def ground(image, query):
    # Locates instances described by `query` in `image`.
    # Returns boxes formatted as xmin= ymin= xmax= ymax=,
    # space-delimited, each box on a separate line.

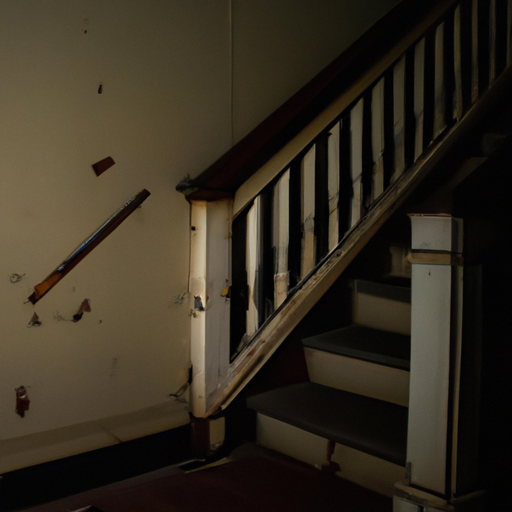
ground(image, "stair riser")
xmin=304 ymin=348 xmax=410 ymax=407
xmin=256 ymin=414 xmax=404 ymax=497
xmin=353 ymin=292 xmax=411 ymax=336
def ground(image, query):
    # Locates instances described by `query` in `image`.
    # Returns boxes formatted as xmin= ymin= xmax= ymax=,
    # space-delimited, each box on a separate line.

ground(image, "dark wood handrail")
xmin=177 ymin=0 xmax=459 ymax=201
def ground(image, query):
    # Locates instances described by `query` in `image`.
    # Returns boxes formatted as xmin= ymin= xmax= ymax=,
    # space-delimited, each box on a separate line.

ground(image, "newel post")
xmin=394 ymin=214 xmax=483 ymax=512
xmin=189 ymin=200 xmax=232 ymax=419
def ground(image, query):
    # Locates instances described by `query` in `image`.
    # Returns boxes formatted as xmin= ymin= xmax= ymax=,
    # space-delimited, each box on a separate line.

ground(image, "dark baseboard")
xmin=0 ymin=424 xmax=191 ymax=511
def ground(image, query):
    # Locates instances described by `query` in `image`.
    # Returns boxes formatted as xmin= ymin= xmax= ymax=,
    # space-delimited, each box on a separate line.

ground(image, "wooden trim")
xmin=179 ymin=0 xmax=459 ymax=203
xmin=407 ymin=251 xmax=464 ymax=266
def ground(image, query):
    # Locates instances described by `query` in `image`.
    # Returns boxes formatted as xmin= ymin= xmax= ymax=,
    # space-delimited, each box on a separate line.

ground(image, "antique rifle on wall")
xmin=28 ymin=189 xmax=151 ymax=305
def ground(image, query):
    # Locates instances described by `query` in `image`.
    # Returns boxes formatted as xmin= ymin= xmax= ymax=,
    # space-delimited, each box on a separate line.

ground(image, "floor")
xmin=18 ymin=444 xmax=392 ymax=512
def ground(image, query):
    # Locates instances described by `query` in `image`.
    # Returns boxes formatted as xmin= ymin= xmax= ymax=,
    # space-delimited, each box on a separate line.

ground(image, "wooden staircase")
xmin=247 ymin=278 xmax=411 ymax=497
xmin=181 ymin=2 xmax=512 ymax=509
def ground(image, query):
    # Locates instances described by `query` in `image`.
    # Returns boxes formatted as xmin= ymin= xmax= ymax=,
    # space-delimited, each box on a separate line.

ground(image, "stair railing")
xmin=181 ymin=0 xmax=512 ymax=417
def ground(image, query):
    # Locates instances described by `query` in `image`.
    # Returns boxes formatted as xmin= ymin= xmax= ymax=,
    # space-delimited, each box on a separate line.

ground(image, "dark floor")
xmin=18 ymin=444 xmax=392 ymax=512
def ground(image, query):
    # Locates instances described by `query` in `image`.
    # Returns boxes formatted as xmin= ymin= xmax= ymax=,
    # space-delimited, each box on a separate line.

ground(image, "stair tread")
xmin=247 ymin=381 xmax=407 ymax=466
xmin=303 ymin=325 xmax=410 ymax=370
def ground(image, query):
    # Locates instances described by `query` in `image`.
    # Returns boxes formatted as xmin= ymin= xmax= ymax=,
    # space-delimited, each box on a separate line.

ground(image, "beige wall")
xmin=232 ymin=0 xmax=400 ymax=142
xmin=0 ymin=0 xmax=398 ymax=447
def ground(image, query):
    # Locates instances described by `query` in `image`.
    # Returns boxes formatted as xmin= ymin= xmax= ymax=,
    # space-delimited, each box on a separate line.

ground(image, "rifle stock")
xmin=28 ymin=189 xmax=151 ymax=305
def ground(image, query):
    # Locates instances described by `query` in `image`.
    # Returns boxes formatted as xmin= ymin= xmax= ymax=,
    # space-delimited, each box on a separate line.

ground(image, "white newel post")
xmin=394 ymin=214 xmax=464 ymax=512
xmin=189 ymin=200 xmax=232 ymax=419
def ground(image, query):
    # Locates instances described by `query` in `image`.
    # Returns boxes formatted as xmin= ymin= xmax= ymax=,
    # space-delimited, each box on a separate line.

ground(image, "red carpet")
xmin=20 ymin=445 xmax=391 ymax=512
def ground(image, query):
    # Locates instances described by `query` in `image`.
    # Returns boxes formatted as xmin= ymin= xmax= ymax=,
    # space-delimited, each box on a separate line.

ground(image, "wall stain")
xmin=110 ymin=357 xmax=119 ymax=378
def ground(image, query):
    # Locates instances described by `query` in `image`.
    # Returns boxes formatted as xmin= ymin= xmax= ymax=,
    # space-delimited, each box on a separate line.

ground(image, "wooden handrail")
xmin=177 ymin=0 xmax=459 ymax=201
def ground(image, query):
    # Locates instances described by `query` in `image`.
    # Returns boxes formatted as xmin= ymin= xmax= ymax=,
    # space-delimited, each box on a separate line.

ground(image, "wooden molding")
xmin=407 ymin=251 xmax=463 ymax=266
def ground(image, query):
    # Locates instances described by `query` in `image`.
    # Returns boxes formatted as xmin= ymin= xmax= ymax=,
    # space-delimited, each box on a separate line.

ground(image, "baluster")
xmin=245 ymin=196 xmax=262 ymax=337
xmin=327 ymin=122 xmax=340 ymax=251
xmin=260 ymin=188 xmax=274 ymax=324
xmin=338 ymin=114 xmax=352 ymax=239
xmin=314 ymin=133 xmax=330 ymax=263
xmin=371 ymin=78 xmax=385 ymax=198
xmin=383 ymin=68 xmax=395 ymax=188
xmin=288 ymin=159 xmax=302 ymax=289
xmin=454 ymin=5 xmax=464 ymax=122
xmin=507 ymin=0 xmax=512 ymax=67
xmin=443 ymin=10 xmax=456 ymax=129
xmin=457 ymin=1 xmax=473 ymax=116
xmin=490 ymin=0 xmax=498 ymax=83
xmin=301 ymin=144 xmax=316 ymax=279
xmin=361 ymin=90 xmax=373 ymax=210
xmin=471 ymin=0 xmax=479 ymax=102
xmin=490 ymin=0 xmax=508 ymax=82
xmin=404 ymin=46 xmax=416 ymax=170
xmin=392 ymin=55 xmax=406 ymax=182
xmin=413 ymin=38 xmax=426 ymax=161
xmin=230 ymin=211 xmax=248 ymax=355
xmin=434 ymin=22 xmax=447 ymax=138
xmin=350 ymin=98 xmax=364 ymax=227
xmin=476 ymin=0 xmax=490 ymax=96
xmin=273 ymin=170 xmax=290 ymax=309
xmin=423 ymin=29 xmax=436 ymax=147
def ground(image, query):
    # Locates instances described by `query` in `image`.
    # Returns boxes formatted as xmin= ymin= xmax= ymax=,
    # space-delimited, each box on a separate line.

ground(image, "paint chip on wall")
xmin=73 ymin=298 xmax=91 ymax=322
xmin=92 ymin=156 xmax=115 ymax=177
xmin=27 ymin=312 xmax=41 ymax=327
xmin=15 ymin=386 xmax=30 ymax=418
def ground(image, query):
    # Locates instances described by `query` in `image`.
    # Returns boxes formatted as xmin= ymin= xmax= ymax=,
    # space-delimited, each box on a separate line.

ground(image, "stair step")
xmin=354 ymin=279 xmax=411 ymax=303
xmin=352 ymin=279 xmax=411 ymax=336
xmin=303 ymin=325 xmax=410 ymax=370
xmin=247 ymin=381 xmax=408 ymax=466
xmin=303 ymin=347 xmax=409 ymax=406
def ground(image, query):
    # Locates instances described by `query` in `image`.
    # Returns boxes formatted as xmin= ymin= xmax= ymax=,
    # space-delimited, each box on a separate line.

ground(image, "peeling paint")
xmin=10 ymin=273 xmax=25 ymax=283
xmin=27 ymin=312 xmax=41 ymax=328
xmin=171 ymin=292 xmax=187 ymax=307
xmin=73 ymin=298 xmax=91 ymax=322
xmin=194 ymin=295 xmax=205 ymax=311
xmin=15 ymin=386 xmax=30 ymax=418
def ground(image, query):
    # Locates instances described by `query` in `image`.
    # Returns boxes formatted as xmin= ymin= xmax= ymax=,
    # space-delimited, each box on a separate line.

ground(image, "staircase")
xmin=247 ymin=277 xmax=411 ymax=497
xmin=181 ymin=1 xmax=512 ymax=509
